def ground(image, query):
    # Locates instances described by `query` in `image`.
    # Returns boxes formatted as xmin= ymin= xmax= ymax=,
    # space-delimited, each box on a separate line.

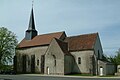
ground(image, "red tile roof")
xmin=54 ymin=38 xmax=69 ymax=54
xmin=65 ymin=33 xmax=98 ymax=51
xmin=18 ymin=31 xmax=65 ymax=48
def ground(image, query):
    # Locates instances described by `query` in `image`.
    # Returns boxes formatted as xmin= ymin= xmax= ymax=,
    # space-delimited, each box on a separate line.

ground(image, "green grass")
xmin=99 ymin=75 xmax=116 ymax=77
xmin=66 ymin=73 xmax=94 ymax=76
xmin=66 ymin=73 xmax=116 ymax=77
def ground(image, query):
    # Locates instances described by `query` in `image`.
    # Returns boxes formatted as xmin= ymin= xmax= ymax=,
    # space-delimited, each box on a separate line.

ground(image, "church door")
xmin=100 ymin=66 xmax=103 ymax=76
xmin=46 ymin=67 xmax=49 ymax=75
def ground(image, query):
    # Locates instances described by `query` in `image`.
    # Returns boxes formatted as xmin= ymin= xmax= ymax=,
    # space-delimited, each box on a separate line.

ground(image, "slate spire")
xmin=28 ymin=8 xmax=35 ymax=30
xmin=25 ymin=6 xmax=38 ymax=40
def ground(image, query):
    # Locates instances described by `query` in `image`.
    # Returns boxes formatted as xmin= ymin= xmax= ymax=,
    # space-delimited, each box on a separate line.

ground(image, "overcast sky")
xmin=0 ymin=0 xmax=120 ymax=56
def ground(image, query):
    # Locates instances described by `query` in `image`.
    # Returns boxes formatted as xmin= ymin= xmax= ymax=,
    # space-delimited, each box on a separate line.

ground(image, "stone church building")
xmin=14 ymin=8 xmax=115 ymax=75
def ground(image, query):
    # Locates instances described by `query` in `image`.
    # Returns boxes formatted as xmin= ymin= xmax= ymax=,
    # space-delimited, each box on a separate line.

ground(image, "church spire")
xmin=28 ymin=7 xmax=35 ymax=30
xmin=25 ymin=5 xmax=38 ymax=40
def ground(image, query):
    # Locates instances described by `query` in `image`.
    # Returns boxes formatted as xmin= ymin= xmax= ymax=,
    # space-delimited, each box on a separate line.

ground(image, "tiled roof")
xmin=65 ymin=33 xmax=98 ymax=51
xmin=54 ymin=38 xmax=69 ymax=54
xmin=18 ymin=31 xmax=65 ymax=48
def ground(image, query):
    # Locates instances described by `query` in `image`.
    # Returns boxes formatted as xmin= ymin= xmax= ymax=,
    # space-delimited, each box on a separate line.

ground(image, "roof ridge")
xmin=67 ymin=32 xmax=98 ymax=38
xmin=54 ymin=38 xmax=66 ymax=43
xmin=37 ymin=31 xmax=65 ymax=36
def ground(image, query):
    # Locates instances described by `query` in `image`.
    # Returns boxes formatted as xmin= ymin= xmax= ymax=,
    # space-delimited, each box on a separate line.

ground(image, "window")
xmin=52 ymin=55 xmax=56 ymax=66
xmin=54 ymin=59 xmax=56 ymax=66
xmin=98 ymin=50 xmax=100 ymax=59
xmin=37 ymin=59 xmax=39 ymax=66
xmin=78 ymin=57 xmax=81 ymax=64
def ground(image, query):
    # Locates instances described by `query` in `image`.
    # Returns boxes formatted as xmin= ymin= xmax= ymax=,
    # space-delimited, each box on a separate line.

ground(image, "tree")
xmin=115 ymin=49 xmax=120 ymax=65
xmin=108 ymin=56 xmax=117 ymax=64
xmin=108 ymin=48 xmax=120 ymax=65
xmin=0 ymin=27 xmax=17 ymax=66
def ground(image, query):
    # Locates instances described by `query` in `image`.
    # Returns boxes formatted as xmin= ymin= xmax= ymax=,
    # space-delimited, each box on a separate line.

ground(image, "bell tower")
xmin=25 ymin=7 xmax=38 ymax=40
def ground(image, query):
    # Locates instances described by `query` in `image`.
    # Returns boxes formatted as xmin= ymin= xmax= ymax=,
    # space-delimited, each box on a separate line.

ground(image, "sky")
xmin=0 ymin=0 xmax=120 ymax=56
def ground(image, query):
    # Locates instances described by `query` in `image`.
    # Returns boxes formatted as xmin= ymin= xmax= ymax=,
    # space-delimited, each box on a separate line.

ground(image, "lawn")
xmin=66 ymin=73 xmax=94 ymax=76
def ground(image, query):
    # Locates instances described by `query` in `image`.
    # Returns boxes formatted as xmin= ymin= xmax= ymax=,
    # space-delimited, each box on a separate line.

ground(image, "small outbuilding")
xmin=98 ymin=60 xmax=115 ymax=76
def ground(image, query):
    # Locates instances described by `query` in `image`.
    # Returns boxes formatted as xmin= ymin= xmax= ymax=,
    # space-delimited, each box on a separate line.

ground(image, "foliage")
xmin=102 ymin=54 xmax=109 ymax=62
xmin=108 ymin=56 xmax=116 ymax=64
xmin=108 ymin=48 xmax=120 ymax=65
xmin=0 ymin=64 xmax=13 ymax=70
xmin=0 ymin=27 xmax=18 ymax=66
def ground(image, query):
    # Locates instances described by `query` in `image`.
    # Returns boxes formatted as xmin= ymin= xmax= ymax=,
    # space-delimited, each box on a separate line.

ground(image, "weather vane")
xmin=32 ymin=0 xmax=34 ymax=7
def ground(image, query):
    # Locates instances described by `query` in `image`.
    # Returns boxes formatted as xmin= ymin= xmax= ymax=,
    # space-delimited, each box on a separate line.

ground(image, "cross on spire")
xmin=32 ymin=0 xmax=34 ymax=7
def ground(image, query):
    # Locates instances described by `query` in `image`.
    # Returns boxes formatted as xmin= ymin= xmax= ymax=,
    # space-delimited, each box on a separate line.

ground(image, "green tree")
xmin=115 ymin=49 xmax=120 ymax=65
xmin=108 ymin=48 xmax=120 ymax=65
xmin=0 ymin=27 xmax=17 ymax=66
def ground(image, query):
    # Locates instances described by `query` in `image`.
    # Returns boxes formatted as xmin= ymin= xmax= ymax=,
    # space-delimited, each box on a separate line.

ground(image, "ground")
xmin=0 ymin=74 xmax=120 ymax=80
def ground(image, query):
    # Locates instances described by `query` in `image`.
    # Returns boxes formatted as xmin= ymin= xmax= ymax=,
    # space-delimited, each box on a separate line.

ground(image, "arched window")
xmin=37 ymin=59 xmax=39 ymax=66
xmin=52 ymin=55 xmax=56 ymax=66
xmin=78 ymin=57 xmax=81 ymax=64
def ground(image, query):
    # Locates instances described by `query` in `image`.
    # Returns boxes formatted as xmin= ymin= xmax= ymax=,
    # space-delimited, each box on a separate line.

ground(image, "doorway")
xmin=99 ymin=66 xmax=103 ymax=76
xmin=46 ymin=67 xmax=49 ymax=75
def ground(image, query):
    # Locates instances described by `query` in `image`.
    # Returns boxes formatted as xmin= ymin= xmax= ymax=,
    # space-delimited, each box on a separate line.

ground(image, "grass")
xmin=66 ymin=73 xmax=94 ymax=76
xmin=99 ymin=75 xmax=117 ymax=77
xmin=66 ymin=73 xmax=116 ymax=77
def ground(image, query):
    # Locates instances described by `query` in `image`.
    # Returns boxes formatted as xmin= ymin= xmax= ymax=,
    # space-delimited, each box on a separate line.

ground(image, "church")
xmin=14 ymin=7 xmax=115 ymax=75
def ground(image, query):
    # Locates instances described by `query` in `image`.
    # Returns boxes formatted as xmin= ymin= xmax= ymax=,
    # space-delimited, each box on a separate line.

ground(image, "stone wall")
xmin=94 ymin=35 xmax=103 ymax=60
xmin=16 ymin=46 xmax=48 ymax=73
xmin=71 ymin=50 xmax=95 ymax=74
xmin=44 ymin=39 xmax=65 ymax=75
xmin=93 ymin=35 xmax=103 ymax=75
xmin=106 ymin=64 xmax=115 ymax=75
xmin=98 ymin=60 xmax=115 ymax=75
xmin=64 ymin=55 xmax=74 ymax=74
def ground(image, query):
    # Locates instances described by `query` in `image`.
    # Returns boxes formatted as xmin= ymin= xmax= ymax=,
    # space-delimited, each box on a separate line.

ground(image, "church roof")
xmin=18 ymin=31 xmax=65 ymax=48
xmin=65 ymin=33 xmax=98 ymax=51
xmin=54 ymin=38 xmax=69 ymax=54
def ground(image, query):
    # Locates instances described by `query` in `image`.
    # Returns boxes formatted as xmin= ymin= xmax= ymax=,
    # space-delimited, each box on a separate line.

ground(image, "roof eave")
xmin=69 ymin=49 xmax=94 ymax=52
xmin=16 ymin=44 xmax=49 ymax=49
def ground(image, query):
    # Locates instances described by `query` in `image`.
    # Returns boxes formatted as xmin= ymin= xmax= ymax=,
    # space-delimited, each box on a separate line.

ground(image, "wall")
xmin=98 ymin=60 xmax=106 ymax=75
xmin=44 ymin=39 xmax=64 ymax=75
xmin=93 ymin=35 xmax=103 ymax=75
xmin=98 ymin=60 xmax=115 ymax=75
xmin=71 ymin=50 xmax=95 ymax=74
xmin=64 ymin=55 xmax=74 ymax=74
xmin=94 ymin=35 xmax=103 ymax=60
xmin=106 ymin=64 xmax=115 ymax=75
xmin=16 ymin=46 xmax=48 ymax=73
